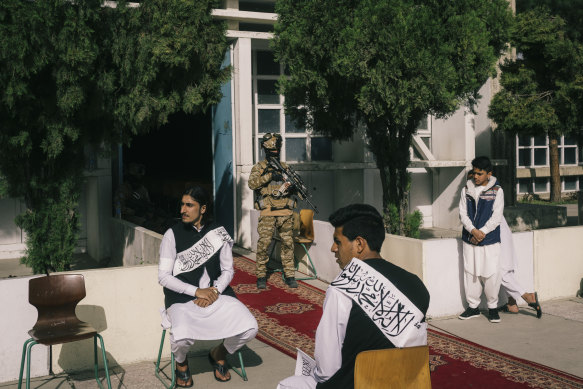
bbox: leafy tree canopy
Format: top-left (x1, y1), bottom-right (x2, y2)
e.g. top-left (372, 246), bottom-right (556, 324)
top-left (489, 8), bottom-right (583, 139)
top-left (0, 0), bottom-right (228, 273)
top-left (273, 0), bottom-right (512, 233)
top-left (488, 7), bottom-right (583, 201)
top-left (517, 0), bottom-right (583, 42)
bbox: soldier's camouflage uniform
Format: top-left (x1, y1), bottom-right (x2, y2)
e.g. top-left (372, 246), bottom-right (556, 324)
top-left (248, 159), bottom-right (296, 278)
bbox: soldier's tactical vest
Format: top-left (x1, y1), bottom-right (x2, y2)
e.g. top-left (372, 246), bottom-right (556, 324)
top-left (254, 160), bottom-right (296, 214)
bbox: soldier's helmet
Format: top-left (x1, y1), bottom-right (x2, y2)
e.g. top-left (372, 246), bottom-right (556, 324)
top-left (261, 133), bottom-right (282, 157)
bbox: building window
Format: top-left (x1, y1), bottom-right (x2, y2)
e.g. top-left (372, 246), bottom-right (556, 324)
top-left (533, 177), bottom-right (548, 193)
top-left (253, 50), bottom-right (332, 162)
top-left (411, 116), bottom-right (432, 160)
top-left (560, 136), bottom-right (578, 165)
top-left (563, 176), bottom-right (578, 191)
top-left (517, 135), bottom-right (579, 167)
top-left (517, 178), bottom-right (531, 194)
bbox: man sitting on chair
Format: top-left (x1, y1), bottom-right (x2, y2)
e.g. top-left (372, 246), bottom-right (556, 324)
top-left (158, 185), bottom-right (258, 387)
top-left (277, 204), bottom-right (430, 389)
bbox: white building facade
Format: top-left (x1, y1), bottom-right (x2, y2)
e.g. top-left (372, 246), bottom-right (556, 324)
top-left (213, 0), bottom-right (501, 249)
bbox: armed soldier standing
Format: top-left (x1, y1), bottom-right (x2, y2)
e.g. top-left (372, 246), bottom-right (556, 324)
top-left (248, 133), bottom-right (298, 289)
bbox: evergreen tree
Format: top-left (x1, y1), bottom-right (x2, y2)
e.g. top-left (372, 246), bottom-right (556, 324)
top-left (489, 8), bottom-right (583, 201)
top-left (273, 0), bottom-right (512, 234)
top-left (0, 0), bottom-right (228, 273)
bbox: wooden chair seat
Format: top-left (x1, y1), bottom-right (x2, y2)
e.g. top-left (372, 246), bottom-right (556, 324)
top-left (28, 321), bottom-right (97, 345)
top-left (294, 236), bottom-right (313, 244)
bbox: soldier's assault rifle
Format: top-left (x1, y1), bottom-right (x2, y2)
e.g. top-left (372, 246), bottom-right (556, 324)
top-left (268, 157), bottom-right (319, 214)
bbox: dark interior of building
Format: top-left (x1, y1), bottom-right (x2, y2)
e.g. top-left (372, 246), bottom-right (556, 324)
top-left (117, 111), bottom-right (213, 233)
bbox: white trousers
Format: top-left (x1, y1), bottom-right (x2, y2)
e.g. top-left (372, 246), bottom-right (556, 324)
top-left (464, 270), bottom-right (502, 309)
top-left (171, 327), bottom-right (257, 364)
top-left (501, 269), bottom-right (527, 303)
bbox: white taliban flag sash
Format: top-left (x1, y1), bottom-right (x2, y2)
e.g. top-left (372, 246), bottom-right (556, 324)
top-left (330, 258), bottom-right (427, 348)
top-left (294, 348), bottom-right (316, 377)
top-left (173, 226), bottom-right (233, 276)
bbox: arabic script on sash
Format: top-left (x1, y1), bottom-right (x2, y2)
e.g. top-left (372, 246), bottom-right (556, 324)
top-left (173, 226), bottom-right (233, 276)
top-left (330, 259), bottom-right (426, 348)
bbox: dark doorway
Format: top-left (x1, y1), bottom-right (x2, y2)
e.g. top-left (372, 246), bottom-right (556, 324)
top-left (119, 111), bottom-right (213, 233)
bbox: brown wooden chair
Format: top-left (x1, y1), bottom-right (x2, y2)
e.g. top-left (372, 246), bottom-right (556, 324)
top-left (354, 346), bottom-right (431, 389)
top-left (18, 274), bottom-right (112, 389)
top-left (294, 209), bottom-right (317, 280)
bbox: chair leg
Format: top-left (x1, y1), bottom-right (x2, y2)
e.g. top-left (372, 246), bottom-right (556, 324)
top-left (18, 338), bottom-right (35, 389)
top-left (274, 243), bottom-right (317, 282)
top-left (230, 350), bottom-right (248, 381)
top-left (18, 338), bottom-right (33, 389)
top-left (295, 243), bottom-right (317, 281)
top-left (24, 339), bottom-right (37, 389)
top-left (94, 334), bottom-right (112, 389)
top-left (154, 329), bottom-right (176, 389)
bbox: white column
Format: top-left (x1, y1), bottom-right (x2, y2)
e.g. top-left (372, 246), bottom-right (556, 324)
top-left (233, 37), bottom-right (254, 248)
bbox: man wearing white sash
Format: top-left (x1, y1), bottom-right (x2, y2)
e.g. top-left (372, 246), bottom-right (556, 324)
top-left (277, 204), bottom-right (430, 389)
top-left (158, 186), bottom-right (258, 387)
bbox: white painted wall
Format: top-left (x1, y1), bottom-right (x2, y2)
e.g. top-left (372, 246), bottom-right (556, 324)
top-left (431, 167), bottom-right (467, 230)
top-left (0, 198), bottom-right (25, 259)
top-left (474, 82), bottom-right (494, 158)
top-left (0, 266), bottom-right (167, 383)
top-left (409, 168), bottom-right (433, 227)
top-left (533, 226), bottom-right (583, 299)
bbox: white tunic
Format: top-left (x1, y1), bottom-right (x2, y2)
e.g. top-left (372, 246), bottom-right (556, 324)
top-left (277, 287), bottom-right (351, 389)
top-left (158, 226), bottom-right (257, 342)
top-left (459, 177), bottom-right (504, 277)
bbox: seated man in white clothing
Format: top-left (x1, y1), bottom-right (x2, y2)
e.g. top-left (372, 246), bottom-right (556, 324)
top-left (277, 204), bottom-right (430, 389)
top-left (158, 185), bottom-right (258, 387)
top-left (498, 217), bottom-right (542, 318)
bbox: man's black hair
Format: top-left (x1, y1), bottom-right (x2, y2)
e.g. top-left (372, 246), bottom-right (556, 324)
top-left (328, 204), bottom-right (385, 252)
top-left (471, 156), bottom-right (493, 173)
top-left (183, 185), bottom-right (213, 224)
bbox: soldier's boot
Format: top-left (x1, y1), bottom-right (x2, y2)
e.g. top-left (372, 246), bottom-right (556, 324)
top-left (257, 277), bottom-right (267, 289)
top-left (285, 276), bottom-right (298, 288)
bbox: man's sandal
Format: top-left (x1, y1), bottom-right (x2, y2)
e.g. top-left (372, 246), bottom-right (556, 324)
top-left (175, 364), bottom-right (193, 388)
top-left (208, 352), bottom-right (231, 382)
top-left (528, 291), bottom-right (543, 319)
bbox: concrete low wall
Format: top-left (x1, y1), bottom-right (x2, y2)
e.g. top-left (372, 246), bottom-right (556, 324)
top-left (504, 204), bottom-right (567, 231)
top-left (533, 226), bottom-right (583, 299)
top-left (0, 265), bottom-right (168, 383)
top-left (422, 231), bottom-right (535, 318)
top-left (111, 217), bottom-right (162, 267)
top-left (4, 220), bottom-right (580, 382)
top-left (248, 211), bottom-right (583, 316)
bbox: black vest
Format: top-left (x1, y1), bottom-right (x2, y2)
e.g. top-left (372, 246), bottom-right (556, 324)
top-left (316, 259), bottom-right (430, 389)
top-left (163, 222), bottom-right (236, 309)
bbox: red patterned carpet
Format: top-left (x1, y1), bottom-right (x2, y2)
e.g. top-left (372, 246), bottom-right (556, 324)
top-left (232, 255), bottom-right (583, 388)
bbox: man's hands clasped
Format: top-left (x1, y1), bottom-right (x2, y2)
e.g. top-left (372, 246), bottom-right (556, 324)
top-left (470, 228), bottom-right (486, 245)
top-left (193, 287), bottom-right (220, 308)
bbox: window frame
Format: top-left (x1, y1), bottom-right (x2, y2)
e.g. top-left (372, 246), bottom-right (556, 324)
top-left (252, 49), bottom-right (331, 163)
